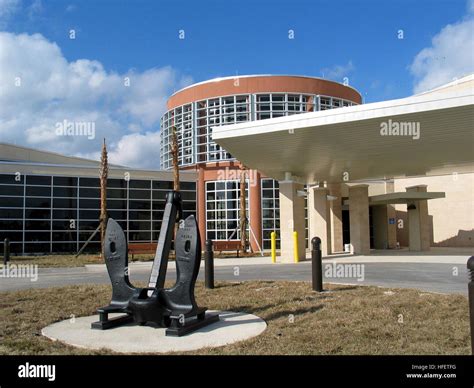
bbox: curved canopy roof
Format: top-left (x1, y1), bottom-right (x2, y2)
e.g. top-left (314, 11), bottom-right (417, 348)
top-left (213, 75), bottom-right (474, 184)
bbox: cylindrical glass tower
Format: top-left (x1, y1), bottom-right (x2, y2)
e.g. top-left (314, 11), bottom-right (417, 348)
top-left (160, 75), bottom-right (362, 251)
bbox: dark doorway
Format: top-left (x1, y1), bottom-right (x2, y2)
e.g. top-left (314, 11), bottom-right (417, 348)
top-left (342, 207), bottom-right (374, 249)
top-left (369, 206), bottom-right (374, 249)
top-left (342, 209), bottom-right (350, 245)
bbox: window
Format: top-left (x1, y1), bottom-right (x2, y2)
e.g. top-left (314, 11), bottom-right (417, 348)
top-left (54, 177), bottom-right (77, 186)
top-left (0, 173), bottom-right (196, 254)
top-left (161, 95), bottom-right (248, 165)
top-left (261, 179), bottom-right (280, 249)
top-left (53, 198), bottom-right (77, 208)
top-left (236, 95), bottom-right (247, 104)
top-left (55, 186), bottom-right (78, 197)
top-left (0, 197), bottom-right (23, 207)
top-left (129, 189), bottom-right (151, 200)
top-left (317, 95), bottom-right (355, 111)
top-left (301, 96), bottom-right (308, 111)
top-left (79, 177), bottom-right (99, 187)
top-left (26, 186), bottom-right (50, 196)
top-left (320, 96), bottom-right (331, 110)
top-left (0, 174), bottom-right (24, 184)
top-left (153, 181), bottom-right (173, 190)
top-left (129, 180), bottom-right (150, 189)
top-left (257, 95), bottom-right (271, 118)
top-left (26, 197), bottom-right (51, 208)
top-left (159, 91), bottom-right (357, 167)
top-left (272, 94), bottom-right (285, 111)
top-left (223, 97), bottom-right (234, 106)
top-left (288, 95), bottom-right (300, 113)
top-left (1, 185), bottom-right (24, 196)
top-left (26, 175), bottom-right (50, 185)
top-left (205, 180), bottom-right (249, 240)
top-left (107, 189), bottom-right (127, 199)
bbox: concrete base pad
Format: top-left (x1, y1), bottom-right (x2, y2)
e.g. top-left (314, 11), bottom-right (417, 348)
top-left (42, 311), bottom-right (266, 353)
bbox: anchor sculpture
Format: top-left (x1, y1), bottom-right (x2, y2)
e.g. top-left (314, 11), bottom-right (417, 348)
top-left (91, 191), bottom-right (219, 336)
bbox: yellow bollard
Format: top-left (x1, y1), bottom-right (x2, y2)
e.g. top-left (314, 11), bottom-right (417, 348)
top-left (271, 231), bottom-right (276, 263)
top-left (293, 231), bottom-right (299, 263)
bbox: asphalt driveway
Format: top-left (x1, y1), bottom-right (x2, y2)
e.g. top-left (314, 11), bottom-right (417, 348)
top-left (0, 261), bottom-right (469, 294)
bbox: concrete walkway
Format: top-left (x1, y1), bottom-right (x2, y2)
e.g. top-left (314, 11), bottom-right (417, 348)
top-left (42, 310), bottom-right (266, 353)
top-left (324, 247), bottom-right (473, 264)
top-left (84, 247), bottom-right (473, 272)
top-left (85, 255), bottom-right (272, 272)
top-left (320, 254), bottom-right (470, 265)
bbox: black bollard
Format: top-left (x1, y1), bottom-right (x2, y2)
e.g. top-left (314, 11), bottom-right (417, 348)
top-left (205, 239), bottom-right (214, 289)
top-left (311, 237), bottom-right (323, 292)
top-left (3, 238), bottom-right (10, 265)
top-left (468, 256), bottom-right (474, 354)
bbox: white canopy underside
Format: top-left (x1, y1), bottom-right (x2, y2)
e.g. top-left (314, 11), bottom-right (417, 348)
top-left (213, 87), bottom-right (474, 184)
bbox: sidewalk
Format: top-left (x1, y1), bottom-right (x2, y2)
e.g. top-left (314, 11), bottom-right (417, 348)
top-left (319, 247), bottom-right (472, 265)
top-left (321, 255), bottom-right (470, 265)
top-left (85, 255), bottom-right (273, 272)
top-left (85, 247), bottom-right (473, 272)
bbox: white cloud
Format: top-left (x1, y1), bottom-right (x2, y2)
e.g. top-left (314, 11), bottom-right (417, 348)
top-left (410, 3), bottom-right (474, 93)
top-left (0, 32), bottom-right (192, 168)
top-left (27, 0), bottom-right (42, 20)
top-left (0, 0), bottom-right (20, 27)
top-left (108, 132), bottom-right (162, 169)
top-left (0, 0), bottom-right (19, 16)
top-left (469, 0), bottom-right (474, 13)
top-left (321, 60), bottom-right (354, 81)
top-left (65, 4), bottom-right (76, 13)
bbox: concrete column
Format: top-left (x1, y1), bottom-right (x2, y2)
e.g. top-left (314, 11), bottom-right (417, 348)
top-left (372, 205), bottom-right (389, 249)
top-left (328, 183), bottom-right (343, 253)
top-left (385, 180), bottom-right (397, 249)
top-left (249, 170), bottom-right (262, 253)
top-left (197, 166), bottom-right (207, 247)
top-left (349, 184), bottom-right (370, 255)
top-left (387, 205), bottom-right (397, 249)
top-left (406, 185), bottom-right (430, 251)
top-left (308, 187), bottom-right (331, 256)
top-left (279, 180), bottom-right (306, 263)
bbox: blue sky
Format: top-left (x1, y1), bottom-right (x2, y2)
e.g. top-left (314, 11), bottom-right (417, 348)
top-left (7, 0), bottom-right (470, 101)
top-left (0, 0), bottom-right (473, 167)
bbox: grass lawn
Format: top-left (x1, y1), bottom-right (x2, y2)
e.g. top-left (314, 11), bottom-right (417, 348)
top-left (7, 251), bottom-right (269, 268)
top-left (7, 254), bottom-right (153, 268)
top-left (0, 280), bottom-right (470, 355)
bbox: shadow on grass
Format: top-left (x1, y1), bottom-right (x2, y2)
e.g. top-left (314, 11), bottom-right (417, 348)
top-left (216, 302), bottom-right (325, 323)
top-left (206, 281), bottom-right (281, 292)
top-left (264, 305), bottom-right (324, 321)
top-left (230, 294), bottom-right (326, 316)
top-left (324, 285), bottom-right (360, 292)
top-left (210, 282), bottom-right (245, 290)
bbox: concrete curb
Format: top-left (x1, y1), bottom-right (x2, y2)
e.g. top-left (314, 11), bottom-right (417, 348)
top-left (321, 256), bottom-right (471, 264)
top-left (85, 254), bottom-right (471, 272)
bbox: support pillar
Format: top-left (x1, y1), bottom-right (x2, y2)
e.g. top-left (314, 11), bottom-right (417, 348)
top-left (385, 180), bottom-right (397, 249)
top-left (328, 183), bottom-right (343, 253)
top-left (349, 184), bottom-right (370, 255)
top-left (406, 185), bottom-right (430, 251)
top-left (197, 166), bottom-right (207, 247)
top-left (279, 180), bottom-right (306, 263)
top-left (249, 170), bottom-right (262, 253)
top-left (308, 187), bottom-right (331, 257)
top-left (372, 205), bottom-right (389, 249)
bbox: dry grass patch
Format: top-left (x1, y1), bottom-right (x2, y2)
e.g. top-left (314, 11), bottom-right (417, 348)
top-left (8, 254), bottom-right (160, 268)
top-left (8, 252), bottom-right (266, 268)
top-left (0, 281), bottom-right (470, 355)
